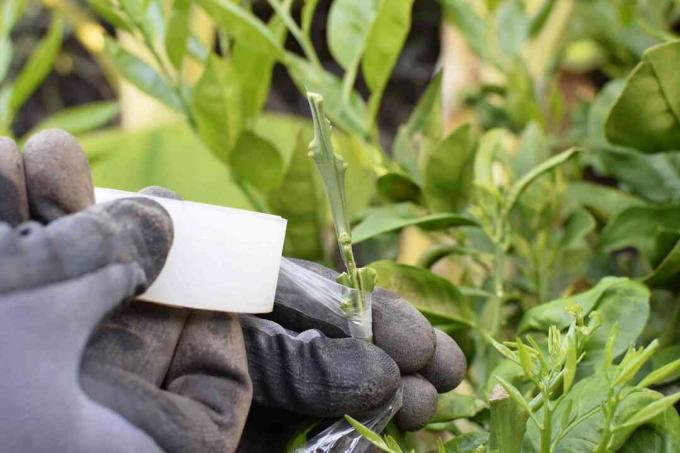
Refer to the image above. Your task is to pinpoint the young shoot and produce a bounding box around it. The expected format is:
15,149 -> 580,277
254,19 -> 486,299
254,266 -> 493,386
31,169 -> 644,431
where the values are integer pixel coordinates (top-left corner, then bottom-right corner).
306,92 -> 376,341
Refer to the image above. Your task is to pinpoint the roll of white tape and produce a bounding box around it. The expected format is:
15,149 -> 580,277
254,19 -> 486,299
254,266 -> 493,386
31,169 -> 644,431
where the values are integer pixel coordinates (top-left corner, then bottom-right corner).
95,188 -> 287,313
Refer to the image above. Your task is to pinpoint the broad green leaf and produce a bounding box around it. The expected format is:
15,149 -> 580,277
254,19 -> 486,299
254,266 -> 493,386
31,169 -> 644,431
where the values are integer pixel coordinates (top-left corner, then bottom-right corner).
643,238 -> 680,288
232,13 -> 288,122
368,260 -> 472,325
443,432 -> 489,453
352,202 -> 478,244
562,208 -> 595,248
512,121 -> 548,178
362,0 -> 413,116
269,130 -> 325,261
105,38 -> 182,111
119,0 -> 165,41
165,0 -> 190,69
392,72 -> 443,182
27,101 -> 119,136
489,383 -> 528,453
7,15 -> 63,118
422,123 -> 477,213
80,122 -> 251,208
506,147 -> 580,212
376,172 -> 421,203
196,0 -> 282,58
605,41 -> 680,153
440,0 -> 486,56
495,0 -> 528,57
285,54 -> 370,139
600,205 -> 680,258
432,392 -> 486,423
229,131 -> 283,193
327,0 -> 379,71
520,277 -> 650,362
566,182 -> 643,221
191,56 -> 242,162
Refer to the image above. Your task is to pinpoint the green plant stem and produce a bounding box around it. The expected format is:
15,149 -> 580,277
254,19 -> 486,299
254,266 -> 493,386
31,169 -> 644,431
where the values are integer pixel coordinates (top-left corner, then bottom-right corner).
307,92 -> 373,323
267,0 -> 322,69
341,61 -> 358,106
540,388 -> 552,453
595,388 -> 619,453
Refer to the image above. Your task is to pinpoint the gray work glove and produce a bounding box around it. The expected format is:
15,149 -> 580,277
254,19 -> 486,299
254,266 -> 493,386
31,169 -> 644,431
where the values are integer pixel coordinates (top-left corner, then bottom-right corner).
0,130 -> 251,453
238,261 -> 467,450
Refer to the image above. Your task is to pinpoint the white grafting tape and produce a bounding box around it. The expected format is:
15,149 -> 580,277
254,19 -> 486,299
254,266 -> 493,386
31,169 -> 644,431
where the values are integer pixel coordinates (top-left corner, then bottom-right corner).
95,188 -> 287,313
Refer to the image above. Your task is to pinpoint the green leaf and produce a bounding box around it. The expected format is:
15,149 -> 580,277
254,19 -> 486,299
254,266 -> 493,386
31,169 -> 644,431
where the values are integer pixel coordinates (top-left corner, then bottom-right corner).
490,381 -> 529,453
600,205 -> 680,258
431,392 -> 487,423
616,393 -> 680,431
506,147 -> 581,212
362,0 -> 413,117
301,0 -> 318,35
191,55 -> 243,161
442,432 -> 489,453
327,0 -> 379,71
519,277 -> 650,362
495,0 -> 528,57
566,182 -> 643,221
7,14 -> 63,118
368,260 -> 472,325
352,202 -> 478,244
615,340 -> 659,386
1,0 -> 26,36
643,237 -> 680,288
392,72 -> 443,182
639,357 -> 680,388
232,12 -> 288,122
440,0 -> 486,56
343,415 -> 391,452
165,0 -> 190,69
80,122 -> 252,208
376,172 -> 421,203
229,131 -> 283,193
0,36 -> 12,83
562,208 -> 595,248
422,123 -> 477,213
605,41 -> 680,153
27,101 -> 119,136
196,0 -> 282,58
269,129 -> 325,261
285,54 -> 370,139
563,336 -> 577,393
87,0 -> 132,31
105,38 -> 182,111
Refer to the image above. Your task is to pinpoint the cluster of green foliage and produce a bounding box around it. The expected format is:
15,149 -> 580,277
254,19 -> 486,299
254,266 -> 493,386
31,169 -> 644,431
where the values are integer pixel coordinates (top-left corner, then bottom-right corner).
5,0 -> 680,451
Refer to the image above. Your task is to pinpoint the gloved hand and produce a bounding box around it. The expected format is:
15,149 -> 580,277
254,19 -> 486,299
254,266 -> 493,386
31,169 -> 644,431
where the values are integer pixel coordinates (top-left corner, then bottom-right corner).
238,259 -> 467,450
0,130 -> 252,453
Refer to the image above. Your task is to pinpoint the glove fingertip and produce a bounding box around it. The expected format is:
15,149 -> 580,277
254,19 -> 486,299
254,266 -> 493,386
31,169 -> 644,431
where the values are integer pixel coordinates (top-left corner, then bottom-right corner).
394,375 -> 438,432
23,129 -> 94,222
419,329 -> 467,393
0,137 -> 29,226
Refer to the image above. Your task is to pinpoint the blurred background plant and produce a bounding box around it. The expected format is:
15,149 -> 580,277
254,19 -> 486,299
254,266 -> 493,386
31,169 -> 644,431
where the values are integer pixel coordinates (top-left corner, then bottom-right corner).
6,0 -> 680,451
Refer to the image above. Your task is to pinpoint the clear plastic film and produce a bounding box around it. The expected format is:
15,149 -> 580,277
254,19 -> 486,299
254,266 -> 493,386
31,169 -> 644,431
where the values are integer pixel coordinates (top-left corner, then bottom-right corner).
278,259 -> 373,341
278,259 -> 402,452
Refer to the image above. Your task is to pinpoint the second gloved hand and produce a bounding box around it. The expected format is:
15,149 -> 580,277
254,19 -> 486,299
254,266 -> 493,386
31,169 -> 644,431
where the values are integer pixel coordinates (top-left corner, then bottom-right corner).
239,259 -> 467,449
